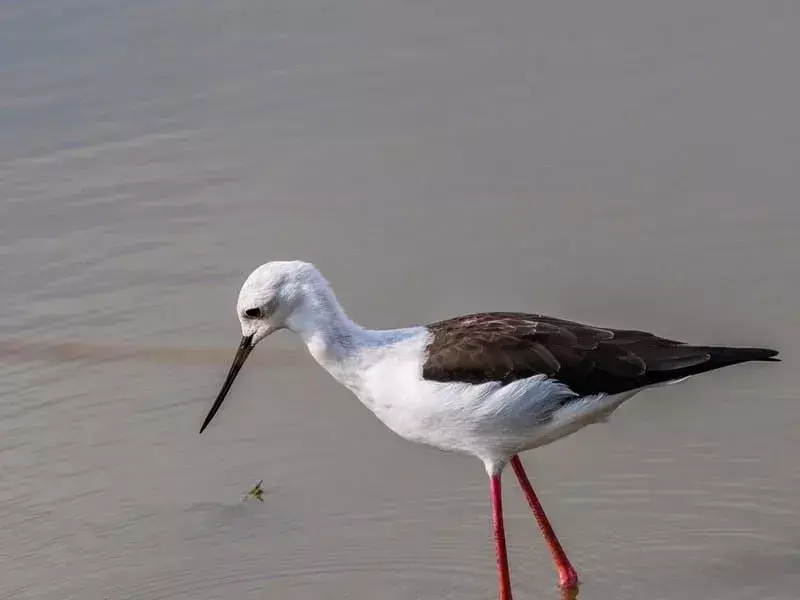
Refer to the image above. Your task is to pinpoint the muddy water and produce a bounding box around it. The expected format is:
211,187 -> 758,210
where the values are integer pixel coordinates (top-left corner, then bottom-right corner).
1,2 -> 798,599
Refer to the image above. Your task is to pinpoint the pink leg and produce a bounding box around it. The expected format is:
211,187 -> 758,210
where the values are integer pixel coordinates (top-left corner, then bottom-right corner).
510,455 -> 579,589
490,473 -> 513,600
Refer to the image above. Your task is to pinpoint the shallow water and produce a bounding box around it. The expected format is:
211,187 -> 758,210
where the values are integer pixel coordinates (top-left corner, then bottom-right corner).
1,1 -> 799,599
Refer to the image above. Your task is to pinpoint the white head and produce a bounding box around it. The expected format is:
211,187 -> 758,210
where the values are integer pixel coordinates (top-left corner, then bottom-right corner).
199,260 -> 340,433
236,260 -> 323,346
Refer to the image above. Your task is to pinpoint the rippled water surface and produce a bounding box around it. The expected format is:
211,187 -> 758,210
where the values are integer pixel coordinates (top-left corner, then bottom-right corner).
1,2 -> 799,599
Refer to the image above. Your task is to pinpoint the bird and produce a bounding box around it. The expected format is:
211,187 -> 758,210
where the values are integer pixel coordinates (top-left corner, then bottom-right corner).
199,260 -> 779,599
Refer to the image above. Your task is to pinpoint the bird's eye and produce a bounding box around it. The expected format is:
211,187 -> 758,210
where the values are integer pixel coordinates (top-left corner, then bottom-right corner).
244,307 -> 262,319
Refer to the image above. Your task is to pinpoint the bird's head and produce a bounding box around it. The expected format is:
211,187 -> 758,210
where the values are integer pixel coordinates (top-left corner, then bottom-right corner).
199,260 -> 321,433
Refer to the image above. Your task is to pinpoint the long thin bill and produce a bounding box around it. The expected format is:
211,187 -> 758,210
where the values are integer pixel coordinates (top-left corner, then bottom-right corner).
200,335 -> 254,433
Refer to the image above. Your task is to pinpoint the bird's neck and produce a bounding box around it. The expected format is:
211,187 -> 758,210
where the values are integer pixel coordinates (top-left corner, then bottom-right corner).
286,277 -> 374,386
285,272 -> 422,393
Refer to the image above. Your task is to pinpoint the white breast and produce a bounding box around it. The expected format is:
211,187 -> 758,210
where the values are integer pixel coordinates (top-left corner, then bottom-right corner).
344,331 -> 607,462
312,327 -> 640,467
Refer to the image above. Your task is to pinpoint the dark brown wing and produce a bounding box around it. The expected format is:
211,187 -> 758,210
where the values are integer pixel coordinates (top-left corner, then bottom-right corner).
422,312 -> 779,395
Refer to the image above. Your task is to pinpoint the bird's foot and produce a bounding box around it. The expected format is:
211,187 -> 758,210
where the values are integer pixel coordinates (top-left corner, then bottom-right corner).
559,582 -> 580,600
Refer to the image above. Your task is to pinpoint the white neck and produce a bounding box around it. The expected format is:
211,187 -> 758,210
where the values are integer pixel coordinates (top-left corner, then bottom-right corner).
289,283 -> 364,357
283,274 -> 375,390
284,273 -> 419,390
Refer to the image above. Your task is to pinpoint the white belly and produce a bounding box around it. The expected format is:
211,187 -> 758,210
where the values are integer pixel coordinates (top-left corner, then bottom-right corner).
351,353 -> 638,462
317,328 -> 643,465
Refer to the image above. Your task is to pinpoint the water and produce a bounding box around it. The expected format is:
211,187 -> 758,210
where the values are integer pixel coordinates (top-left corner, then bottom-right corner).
1,2 -> 799,598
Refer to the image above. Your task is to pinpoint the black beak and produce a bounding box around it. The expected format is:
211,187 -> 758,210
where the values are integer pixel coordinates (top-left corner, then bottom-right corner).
200,335 -> 254,433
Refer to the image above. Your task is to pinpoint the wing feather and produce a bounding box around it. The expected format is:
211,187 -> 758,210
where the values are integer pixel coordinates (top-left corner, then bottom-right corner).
422,312 -> 775,395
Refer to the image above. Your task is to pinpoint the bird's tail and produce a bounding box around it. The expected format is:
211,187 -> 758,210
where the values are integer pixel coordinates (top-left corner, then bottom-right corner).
708,346 -> 780,367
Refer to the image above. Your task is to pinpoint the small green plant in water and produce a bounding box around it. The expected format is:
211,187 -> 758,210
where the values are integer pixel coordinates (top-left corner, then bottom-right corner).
245,480 -> 264,502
